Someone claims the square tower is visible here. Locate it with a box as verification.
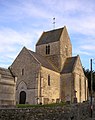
[36,26,72,71]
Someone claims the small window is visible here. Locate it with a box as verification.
[48,45,50,54]
[21,69,24,75]
[48,75,50,86]
[46,45,50,54]
[65,45,68,56]
[46,46,48,54]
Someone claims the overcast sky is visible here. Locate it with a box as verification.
[0,0,95,69]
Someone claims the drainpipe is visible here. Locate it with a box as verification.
[39,67,42,105]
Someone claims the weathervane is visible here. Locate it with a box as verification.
[53,17,56,29]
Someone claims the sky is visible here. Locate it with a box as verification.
[0,0,95,70]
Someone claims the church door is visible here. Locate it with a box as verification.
[19,91,26,104]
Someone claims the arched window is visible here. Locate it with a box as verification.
[21,69,24,75]
[46,45,50,54]
[48,75,50,86]
[48,45,50,54]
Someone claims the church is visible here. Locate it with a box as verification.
[10,26,88,105]
[1,26,88,105]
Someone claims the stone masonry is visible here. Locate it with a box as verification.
[0,67,17,106]
[10,26,88,105]
[0,103,94,120]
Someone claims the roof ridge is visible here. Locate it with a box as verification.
[36,26,65,46]
[44,27,64,33]
[66,56,78,59]
[27,50,41,65]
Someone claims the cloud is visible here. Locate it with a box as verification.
[0,28,30,47]
[0,27,42,48]
[72,35,95,57]
[73,47,92,56]
[1,0,95,36]
[0,0,95,69]
[0,0,53,22]
[81,45,95,51]
[0,27,42,67]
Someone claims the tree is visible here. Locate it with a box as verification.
[83,67,95,92]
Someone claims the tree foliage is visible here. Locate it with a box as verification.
[83,67,95,92]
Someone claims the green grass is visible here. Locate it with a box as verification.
[16,102,66,108]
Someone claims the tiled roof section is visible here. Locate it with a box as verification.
[0,67,13,77]
[36,27,64,45]
[61,56,78,74]
[28,50,59,72]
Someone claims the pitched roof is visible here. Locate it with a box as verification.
[36,27,64,46]
[61,56,78,74]
[0,67,14,78]
[28,50,59,72]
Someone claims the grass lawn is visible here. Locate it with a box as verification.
[17,102,66,108]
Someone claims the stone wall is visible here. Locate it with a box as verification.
[40,67,60,104]
[11,47,41,105]
[36,41,61,70]
[73,56,88,103]
[36,26,72,71]
[60,26,72,70]
[0,69,16,106]
[36,41,60,56]
[11,47,40,89]
[61,73,74,103]
[0,103,94,120]
[0,103,93,120]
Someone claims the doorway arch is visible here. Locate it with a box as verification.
[19,91,26,104]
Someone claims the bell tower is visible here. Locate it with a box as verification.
[36,26,72,71]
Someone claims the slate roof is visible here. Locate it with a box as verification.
[28,50,59,72]
[0,67,14,77]
[28,49,78,73]
[36,27,64,45]
[61,56,78,74]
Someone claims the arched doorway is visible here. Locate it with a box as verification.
[19,91,26,104]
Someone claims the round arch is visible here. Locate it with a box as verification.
[19,91,26,104]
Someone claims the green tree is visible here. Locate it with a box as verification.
[83,67,95,92]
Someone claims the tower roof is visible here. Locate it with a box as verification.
[61,56,78,74]
[36,27,65,46]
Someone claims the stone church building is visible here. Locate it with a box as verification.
[10,26,88,105]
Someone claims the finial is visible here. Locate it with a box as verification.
[53,17,56,29]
